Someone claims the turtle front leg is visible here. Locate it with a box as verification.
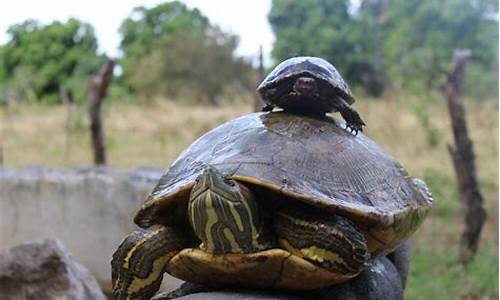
[111,225,189,300]
[334,97,366,135]
[275,205,369,277]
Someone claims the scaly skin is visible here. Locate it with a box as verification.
[260,76,365,135]
[111,166,370,299]
[189,166,369,273]
[334,97,366,135]
[111,225,190,300]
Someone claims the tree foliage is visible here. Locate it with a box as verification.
[1,1,496,104]
[0,18,104,103]
[383,0,498,97]
[269,0,383,95]
[268,0,499,98]
[119,1,253,103]
[119,2,209,69]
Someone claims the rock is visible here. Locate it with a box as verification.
[153,256,403,300]
[0,239,106,300]
[0,166,167,291]
[316,256,403,300]
[152,282,307,300]
[386,241,412,288]
[173,290,307,300]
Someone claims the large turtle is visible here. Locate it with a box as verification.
[257,56,365,134]
[111,112,433,300]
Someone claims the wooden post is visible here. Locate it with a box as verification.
[444,49,486,264]
[88,59,114,165]
[253,45,265,112]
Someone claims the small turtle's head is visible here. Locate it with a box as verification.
[293,76,318,97]
[188,166,271,254]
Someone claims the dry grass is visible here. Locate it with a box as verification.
[1,95,498,299]
[1,99,250,167]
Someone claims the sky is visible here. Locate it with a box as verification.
[0,0,275,65]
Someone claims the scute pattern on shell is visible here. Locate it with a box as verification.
[136,112,432,245]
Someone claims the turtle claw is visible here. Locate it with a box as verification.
[342,110,365,136]
[335,98,365,136]
[345,123,363,136]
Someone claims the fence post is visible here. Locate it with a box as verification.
[88,59,114,165]
[444,49,486,264]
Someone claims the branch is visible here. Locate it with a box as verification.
[444,49,486,264]
[88,59,115,165]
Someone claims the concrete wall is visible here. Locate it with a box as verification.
[0,166,182,292]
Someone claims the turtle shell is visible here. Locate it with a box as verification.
[135,112,432,256]
[257,56,354,105]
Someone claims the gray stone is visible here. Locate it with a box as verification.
[0,166,183,292]
[0,239,106,300]
[316,256,403,300]
[174,290,307,300]
[152,282,308,300]
[387,241,412,288]
[154,256,403,300]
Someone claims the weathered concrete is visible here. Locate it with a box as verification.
[0,239,106,300]
[0,166,184,292]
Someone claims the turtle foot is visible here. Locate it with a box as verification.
[345,122,364,136]
[262,104,275,112]
[335,99,365,136]
[342,110,365,136]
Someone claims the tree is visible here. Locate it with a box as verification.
[119,2,209,58]
[120,1,254,103]
[268,0,498,98]
[119,1,209,84]
[268,0,382,95]
[0,19,104,103]
[359,0,388,94]
[383,0,498,97]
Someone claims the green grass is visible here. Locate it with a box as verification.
[1,95,498,299]
[408,242,498,299]
[405,161,498,299]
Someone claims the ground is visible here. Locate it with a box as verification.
[1,94,498,299]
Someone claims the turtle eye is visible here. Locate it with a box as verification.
[224,178,236,187]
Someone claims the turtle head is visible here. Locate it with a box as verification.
[293,76,318,98]
[188,166,271,254]
[190,167,238,200]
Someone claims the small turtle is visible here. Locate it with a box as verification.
[111,113,432,300]
[257,56,365,134]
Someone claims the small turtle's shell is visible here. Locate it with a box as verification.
[257,56,354,105]
[135,112,432,256]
